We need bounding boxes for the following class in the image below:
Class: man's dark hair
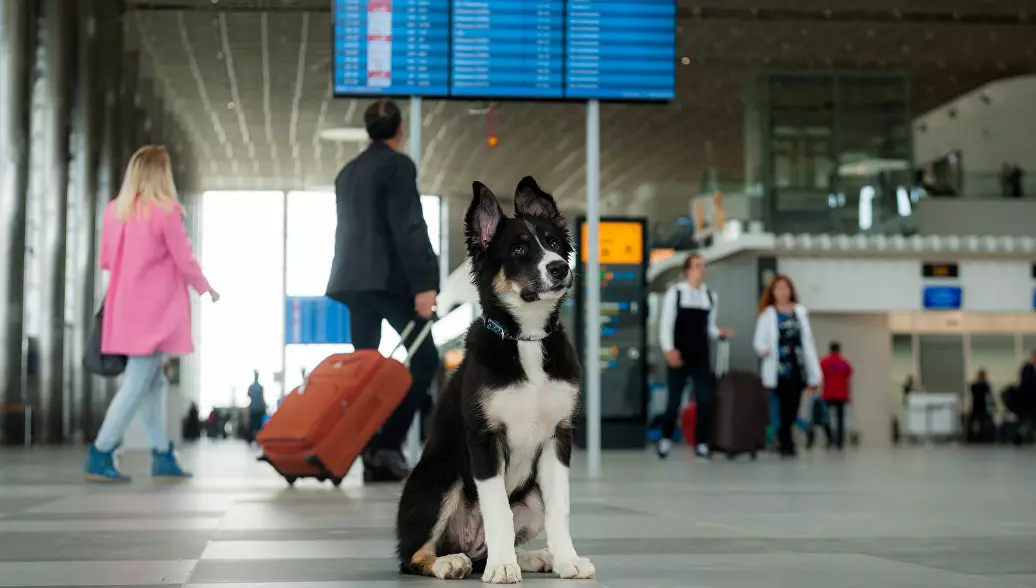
[830,341,841,354]
[364,99,402,141]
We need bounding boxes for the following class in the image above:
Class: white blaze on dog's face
[465,177,573,315]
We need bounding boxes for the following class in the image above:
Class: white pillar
[585,99,601,479]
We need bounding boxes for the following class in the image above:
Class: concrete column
[0,0,34,444]
[119,51,138,170]
[68,0,100,443]
[31,0,76,444]
[89,3,123,439]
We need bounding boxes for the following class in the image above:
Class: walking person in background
[246,370,266,445]
[752,275,821,458]
[85,145,219,483]
[657,254,734,459]
[1016,351,1036,443]
[326,99,440,482]
[819,341,853,450]
[967,369,994,443]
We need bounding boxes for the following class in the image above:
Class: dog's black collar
[482,317,555,342]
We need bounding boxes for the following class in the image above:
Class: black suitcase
[710,341,769,459]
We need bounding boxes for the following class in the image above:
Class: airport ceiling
[125,0,1036,206]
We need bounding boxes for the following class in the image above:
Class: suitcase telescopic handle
[390,320,434,368]
[715,337,731,377]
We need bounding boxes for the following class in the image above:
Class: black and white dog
[396,177,594,583]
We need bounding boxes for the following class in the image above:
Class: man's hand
[719,327,734,339]
[415,290,437,319]
[665,349,683,368]
[208,288,220,303]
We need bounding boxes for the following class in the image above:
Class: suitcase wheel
[285,475,297,487]
[331,477,343,488]
[750,451,758,460]
[726,452,736,461]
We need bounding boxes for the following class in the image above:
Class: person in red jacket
[820,341,853,450]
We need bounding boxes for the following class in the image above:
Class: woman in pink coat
[85,145,219,483]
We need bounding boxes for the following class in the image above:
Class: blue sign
[923,286,963,310]
[285,296,352,345]
[451,0,565,98]
[333,0,452,97]
[333,0,675,101]
[565,0,676,100]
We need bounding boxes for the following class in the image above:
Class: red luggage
[258,321,432,486]
[710,340,768,460]
[680,402,697,446]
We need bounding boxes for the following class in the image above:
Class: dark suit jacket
[325,142,439,301]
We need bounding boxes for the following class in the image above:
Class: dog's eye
[547,238,561,251]
[512,245,527,257]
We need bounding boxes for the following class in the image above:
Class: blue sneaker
[152,442,192,482]
[84,445,132,483]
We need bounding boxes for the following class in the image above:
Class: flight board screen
[332,0,675,101]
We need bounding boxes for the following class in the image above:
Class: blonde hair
[114,145,180,221]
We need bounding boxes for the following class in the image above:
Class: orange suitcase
[258,321,432,486]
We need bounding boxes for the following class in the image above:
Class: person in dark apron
[658,254,733,459]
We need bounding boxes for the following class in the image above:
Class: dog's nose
[546,260,570,280]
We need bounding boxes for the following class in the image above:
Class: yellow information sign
[580,221,643,264]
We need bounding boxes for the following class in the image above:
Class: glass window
[918,334,965,396]
[422,195,442,255]
[286,191,336,297]
[890,334,914,407]
[198,191,285,413]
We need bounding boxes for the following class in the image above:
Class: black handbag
[83,302,127,377]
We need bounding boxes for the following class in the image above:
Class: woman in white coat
[752,275,822,457]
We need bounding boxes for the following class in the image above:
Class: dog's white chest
[483,341,578,493]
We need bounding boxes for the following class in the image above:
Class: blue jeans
[94,353,169,452]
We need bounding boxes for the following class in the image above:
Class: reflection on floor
[0,442,1035,587]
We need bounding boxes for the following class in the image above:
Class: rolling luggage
[257,321,432,486]
[710,340,768,460]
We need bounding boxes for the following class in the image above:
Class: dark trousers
[774,377,805,455]
[343,291,439,454]
[821,400,847,449]
[663,360,712,446]
[247,410,265,443]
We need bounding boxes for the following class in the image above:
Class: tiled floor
[1,442,1035,587]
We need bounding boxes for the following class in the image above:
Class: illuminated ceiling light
[681,56,690,65]
[318,127,369,143]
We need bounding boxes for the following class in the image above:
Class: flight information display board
[333,0,451,97]
[451,0,565,98]
[565,0,675,100]
[333,0,675,100]
[574,218,648,449]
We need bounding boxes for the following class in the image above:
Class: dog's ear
[465,181,504,252]
[514,176,562,222]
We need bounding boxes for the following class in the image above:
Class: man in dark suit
[326,99,440,482]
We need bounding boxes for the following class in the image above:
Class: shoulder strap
[674,285,682,310]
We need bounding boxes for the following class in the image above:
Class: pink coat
[100,200,211,356]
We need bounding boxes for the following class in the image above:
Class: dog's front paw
[553,556,595,580]
[431,553,472,580]
[482,560,522,584]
